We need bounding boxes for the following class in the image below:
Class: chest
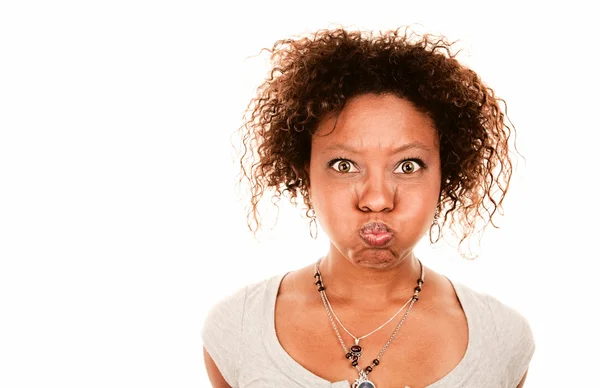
[274,298,468,388]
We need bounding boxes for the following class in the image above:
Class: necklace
[322,285,414,346]
[314,258,424,388]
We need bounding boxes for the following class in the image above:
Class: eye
[329,159,358,173]
[396,160,423,174]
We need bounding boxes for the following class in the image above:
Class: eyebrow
[321,142,434,155]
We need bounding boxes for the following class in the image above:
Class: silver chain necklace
[314,258,424,388]
[322,286,414,346]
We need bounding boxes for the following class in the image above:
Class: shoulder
[201,275,282,386]
[202,274,281,331]
[463,284,535,352]
[454,282,535,386]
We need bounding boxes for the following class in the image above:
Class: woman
[202,27,535,388]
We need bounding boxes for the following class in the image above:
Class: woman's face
[308,93,441,269]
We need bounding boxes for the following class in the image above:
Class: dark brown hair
[237,27,517,258]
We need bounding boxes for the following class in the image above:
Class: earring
[308,206,318,240]
[429,208,441,244]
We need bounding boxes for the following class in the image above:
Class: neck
[316,249,422,306]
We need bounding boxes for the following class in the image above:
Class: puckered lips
[359,221,393,247]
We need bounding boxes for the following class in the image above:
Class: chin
[351,249,399,269]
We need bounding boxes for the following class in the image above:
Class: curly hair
[236,26,517,258]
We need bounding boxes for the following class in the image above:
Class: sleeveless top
[202,273,535,387]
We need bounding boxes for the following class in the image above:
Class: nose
[357,172,394,213]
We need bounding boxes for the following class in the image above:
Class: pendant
[351,376,376,388]
[351,371,376,388]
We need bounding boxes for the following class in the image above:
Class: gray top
[202,273,535,387]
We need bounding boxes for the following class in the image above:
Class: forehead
[313,93,438,153]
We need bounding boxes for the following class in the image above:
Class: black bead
[315,280,322,286]
[314,273,320,278]
[352,355,358,361]
[346,352,352,359]
[413,295,419,301]
[417,278,424,285]
[352,360,358,366]
[366,366,372,372]
[414,285,422,292]
[373,359,379,365]
[318,286,325,292]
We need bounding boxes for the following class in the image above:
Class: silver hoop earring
[308,207,318,240]
[429,209,441,244]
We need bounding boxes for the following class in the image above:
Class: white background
[0,1,598,387]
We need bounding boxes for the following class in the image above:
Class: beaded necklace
[313,258,424,388]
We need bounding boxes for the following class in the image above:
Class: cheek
[311,179,350,214]
[398,185,437,222]
[308,174,352,225]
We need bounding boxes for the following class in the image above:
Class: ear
[293,162,311,198]
[291,164,303,182]
[303,162,311,197]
